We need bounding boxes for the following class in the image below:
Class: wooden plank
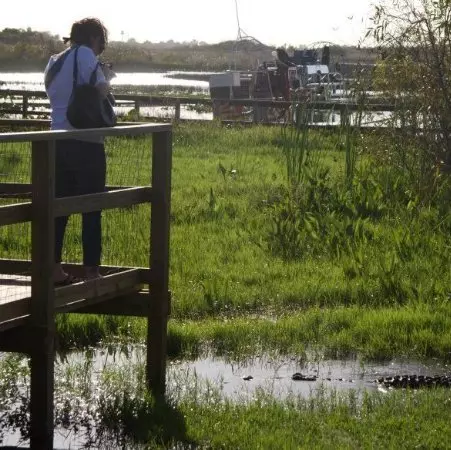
[0,89,48,98]
[9,91,395,111]
[0,118,212,128]
[0,314,28,334]
[0,202,32,225]
[54,186,153,217]
[0,118,51,127]
[0,259,151,282]
[0,107,49,114]
[0,271,147,332]
[0,183,134,200]
[1,90,208,105]
[54,269,143,311]
[0,119,163,128]
[217,98,396,111]
[0,296,30,328]
[0,88,397,110]
[1,97,397,112]
[0,325,33,353]
[69,289,150,316]
[0,123,172,143]
[0,183,32,194]
[147,129,172,397]
[24,102,50,108]
[0,117,398,132]
[30,139,55,449]
[0,274,31,304]
[56,286,141,315]
[114,94,211,106]
[0,108,27,114]
[0,289,154,336]
[220,120,393,131]
[56,266,151,284]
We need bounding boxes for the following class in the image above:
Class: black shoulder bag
[66,46,117,129]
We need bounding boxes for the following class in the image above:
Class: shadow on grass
[1,395,193,449]
[85,394,194,448]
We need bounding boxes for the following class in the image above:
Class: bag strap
[72,46,80,93]
[44,47,74,90]
[73,47,99,88]
[46,46,100,90]
[89,62,100,85]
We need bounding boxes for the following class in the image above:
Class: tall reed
[280,102,311,188]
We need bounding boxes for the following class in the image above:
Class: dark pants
[55,139,106,266]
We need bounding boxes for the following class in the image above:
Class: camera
[100,62,116,81]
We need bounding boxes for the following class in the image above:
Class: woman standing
[44,17,110,285]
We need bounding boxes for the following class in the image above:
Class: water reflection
[1,347,449,448]
[172,354,450,399]
[116,105,213,121]
[111,72,209,90]
[0,71,209,92]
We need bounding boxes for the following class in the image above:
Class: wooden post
[30,139,56,449]
[174,99,181,122]
[253,100,258,123]
[147,130,172,397]
[212,99,219,120]
[340,104,349,127]
[22,94,29,119]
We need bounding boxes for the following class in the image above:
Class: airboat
[209,43,346,122]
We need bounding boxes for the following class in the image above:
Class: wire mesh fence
[0,134,153,284]
[0,140,32,266]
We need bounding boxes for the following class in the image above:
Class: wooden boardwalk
[0,274,31,303]
[0,268,147,332]
[0,123,173,449]
[0,89,396,124]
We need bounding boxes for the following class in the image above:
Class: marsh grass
[1,122,451,359]
[56,303,451,361]
[1,351,451,449]
[181,387,451,450]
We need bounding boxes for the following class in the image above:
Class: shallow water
[171,355,450,399]
[0,71,209,92]
[1,348,449,448]
[2,347,449,399]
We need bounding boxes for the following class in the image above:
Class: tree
[369,0,451,164]
[365,0,451,204]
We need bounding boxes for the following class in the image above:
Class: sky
[1,0,378,47]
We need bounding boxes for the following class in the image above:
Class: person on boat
[44,17,110,285]
[274,48,291,100]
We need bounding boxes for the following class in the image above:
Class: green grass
[2,121,451,447]
[179,389,451,450]
[57,304,451,361]
[2,122,451,360]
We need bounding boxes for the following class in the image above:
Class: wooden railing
[0,123,172,449]
[0,89,395,124]
[0,89,210,120]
